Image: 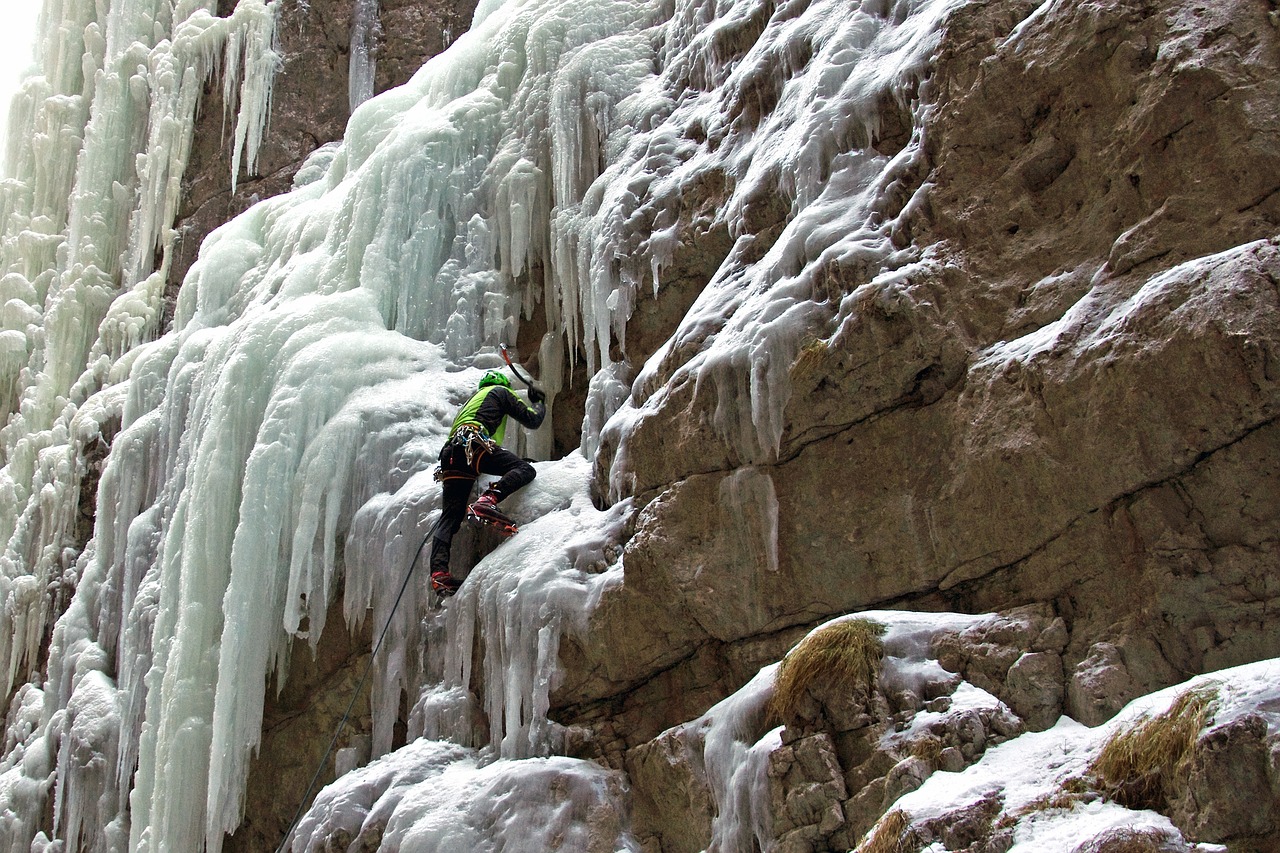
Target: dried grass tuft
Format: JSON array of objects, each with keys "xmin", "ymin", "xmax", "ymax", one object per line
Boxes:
[
  {"xmin": 791, "ymin": 336, "xmax": 830, "ymax": 378},
  {"xmin": 1090, "ymin": 685, "xmax": 1217, "ymax": 811},
  {"xmin": 1072, "ymin": 826, "xmax": 1188, "ymax": 853},
  {"xmin": 855, "ymin": 809, "xmax": 910, "ymax": 853},
  {"xmin": 907, "ymin": 734, "xmax": 944, "ymax": 766},
  {"xmin": 768, "ymin": 618, "xmax": 885, "ymax": 721},
  {"xmin": 1002, "ymin": 786, "xmax": 1088, "ymax": 826}
]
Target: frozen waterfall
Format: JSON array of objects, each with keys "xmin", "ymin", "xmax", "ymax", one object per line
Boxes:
[{"xmin": 0, "ymin": 0, "xmax": 971, "ymax": 848}]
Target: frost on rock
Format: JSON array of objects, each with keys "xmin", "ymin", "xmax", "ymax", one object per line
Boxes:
[
  {"xmin": 629, "ymin": 613, "xmax": 1280, "ymax": 852},
  {"xmin": 577, "ymin": 0, "xmax": 966, "ymax": 488},
  {"xmin": 627, "ymin": 611, "xmax": 1002, "ymax": 852},
  {"xmin": 700, "ymin": 666, "xmax": 782, "ymax": 853},
  {"xmin": 580, "ymin": 358, "xmax": 632, "ymax": 460},
  {"xmin": 876, "ymin": 660, "xmax": 1280, "ymax": 852},
  {"xmin": 718, "ymin": 466, "xmax": 779, "ymax": 575}
]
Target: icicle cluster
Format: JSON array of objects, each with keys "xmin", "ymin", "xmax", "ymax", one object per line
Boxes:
[
  {"xmin": 0, "ymin": 0, "xmax": 282, "ymax": 848},
  {"xmin": 582, "ymin": 0, "xmax": 966, "ymax": 481},
  {"xmin": 349, "ymin": 0, "xmax": 380, "ymax": 112},
  {"xmin": 412, "ymin": 456, "xmax": 630, "ymax": 760},
  {"xmin": 0, "ymin": 0, "xmax": 669, "ymax": 846},
  {"xmin": 0, "ymin": 0, "xmax": 281, "ymax": 721}
]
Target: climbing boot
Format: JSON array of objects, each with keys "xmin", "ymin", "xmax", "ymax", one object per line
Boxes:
[
  {"xmin": 466, "ymin": 490, "xmax": 518, "ymax": 536},
  {"xmin": 431, "ymin": 571, "xmax": 462, "ymax": 597}
]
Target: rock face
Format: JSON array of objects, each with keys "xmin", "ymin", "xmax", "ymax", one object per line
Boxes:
[
  {"xmin": 623, "ymin": 618, "xmax": 1280, "ymax": 853},
  {"xmin": 619, "ymin": 611, "xmax": 1037, "ymax": 852},
  {"xmin": 1171, "ymin": 712, "xmax": 1277, "ymax": 842},
  {"xmin": 557, "ymin": 0, "xmax": 1280, "ymax": 760}
]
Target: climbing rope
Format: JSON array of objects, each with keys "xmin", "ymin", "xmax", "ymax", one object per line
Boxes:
[{"xmin": 275, "ymin": 528, "xmax": 434, "ymax": 852}]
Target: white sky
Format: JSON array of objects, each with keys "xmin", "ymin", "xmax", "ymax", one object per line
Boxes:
[{"xmin": 0, "ymin": 2, "xmax": 43, "ymax": 165}]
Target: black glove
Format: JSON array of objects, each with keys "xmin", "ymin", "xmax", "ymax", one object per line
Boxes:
[{"xmin": 528, "ymin": 386, "xmax": 545, "ymax": 405}]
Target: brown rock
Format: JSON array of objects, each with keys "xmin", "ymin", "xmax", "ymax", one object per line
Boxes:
[
  {"xmin": 1003, "ymin": 651, "xmax": 1064, "ymax": 731},
  {"xmin": 1068, "ymin": 642, "xmax": 1138, "ymax": 726},
  {"xmin": 910, "ymin": 793, "xmax": 1004, "ymax": 853},
  {"xmin": 770, "ymin": 732, "xmax": 848, "ymax": 837},
  {"xmin": 568, "ymin": 0, "xmax": 1280, "ymax": 845},
  {"xmin": 1170, "ymin": 713, "xmax": 1279, "ymax": 844},
  {"xmin": 882, "ymin": 755, "xmax": 932, "ymax": 806},
  {"xmin": 841, "ymin": 776, "xmax": 888, "ymax": 843},
  {"xmin": 572, "ymin": 0, "xmax": 1280, "ymax": 727},
  {"xmin": 624, "ymin": 728, "xmax": 714, "ymax": 853}
]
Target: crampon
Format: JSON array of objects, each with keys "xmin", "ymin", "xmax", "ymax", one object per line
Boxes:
[
  {"xmin": 466, "ymin": 501, "xmax": 518, "ymax": 536},
  {"xmin": 430, "ymin": 571, "xmax": 462, "ymax": 599}
]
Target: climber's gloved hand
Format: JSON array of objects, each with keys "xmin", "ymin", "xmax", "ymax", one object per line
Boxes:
[{"xmin": 527, "ymin": 386, "xmax": 545, "ymax": 405}]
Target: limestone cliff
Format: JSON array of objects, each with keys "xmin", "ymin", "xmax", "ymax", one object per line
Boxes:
[
  {"xmin": 563, "ymin": 0, "xmax": 1280, "ymax": 749},
  {"xmin": 549, "ymin": 0, "xmax": 1280, "ymax": 847}
]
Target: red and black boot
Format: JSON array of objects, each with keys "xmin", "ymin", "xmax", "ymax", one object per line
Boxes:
[
  {"xmin": 466, "ymin": 489, "xmax": 518, "ymax": 536},
  {"xmin": 431, "ymin": 571, "xmax": 462, "ymax": 598}
]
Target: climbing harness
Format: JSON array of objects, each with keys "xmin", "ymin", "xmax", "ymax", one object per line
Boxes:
[
  {"xmin": 436, "ymin": 424, "xmax": 496, "ymax": 474},
  {"xmin": 455, "ymin": 424, "xmax": 496, "ymax": 466},
  {"xmin": 432, "ymin": 424, "xmax": 498, "ymax": 484}
]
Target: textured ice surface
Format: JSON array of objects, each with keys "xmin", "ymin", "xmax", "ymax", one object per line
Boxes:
[
  {"xmin": 289, "ymin": 738, "xmax": 638, "ymax": 852},
  {"xmin": 0, "ymin": 0, "xmax": 665, "ymax": 845}
]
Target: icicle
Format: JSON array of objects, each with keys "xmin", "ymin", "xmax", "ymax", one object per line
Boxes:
[
  {"xmin": 349, "ymin": 0, "xmax": 380, "ymax": 113},
  {"xmin": 581, "ymin": 358, "xmax": 631, "ymax": 459},
  {"xmin": 227, "ymin": 0, "xmax": 282, "ymax": 191}
]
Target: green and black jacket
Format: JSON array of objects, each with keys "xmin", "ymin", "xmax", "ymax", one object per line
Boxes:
[{"xmin": 447, "ymin": 385, "xmax": 545, "ymax": 445}]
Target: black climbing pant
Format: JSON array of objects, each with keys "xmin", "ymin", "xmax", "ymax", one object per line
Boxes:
[{"xmin": 428, "ymin": 439, "xmax": 535, "ymax": 575}]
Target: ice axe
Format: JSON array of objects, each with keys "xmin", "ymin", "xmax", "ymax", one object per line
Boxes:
[{"xmin": 500, "ymin": 344, "xmax": 542, "ymax": 396}]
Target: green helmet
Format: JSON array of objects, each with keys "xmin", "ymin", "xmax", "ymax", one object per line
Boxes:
[{"xmin": 478, "ymin": 369, "xmax": 511, "ymax": 389}]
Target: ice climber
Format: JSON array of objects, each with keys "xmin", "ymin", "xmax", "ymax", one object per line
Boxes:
[{"xmin": 429, "ymin": 368, "xmax": 546, "ymax": 596}]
